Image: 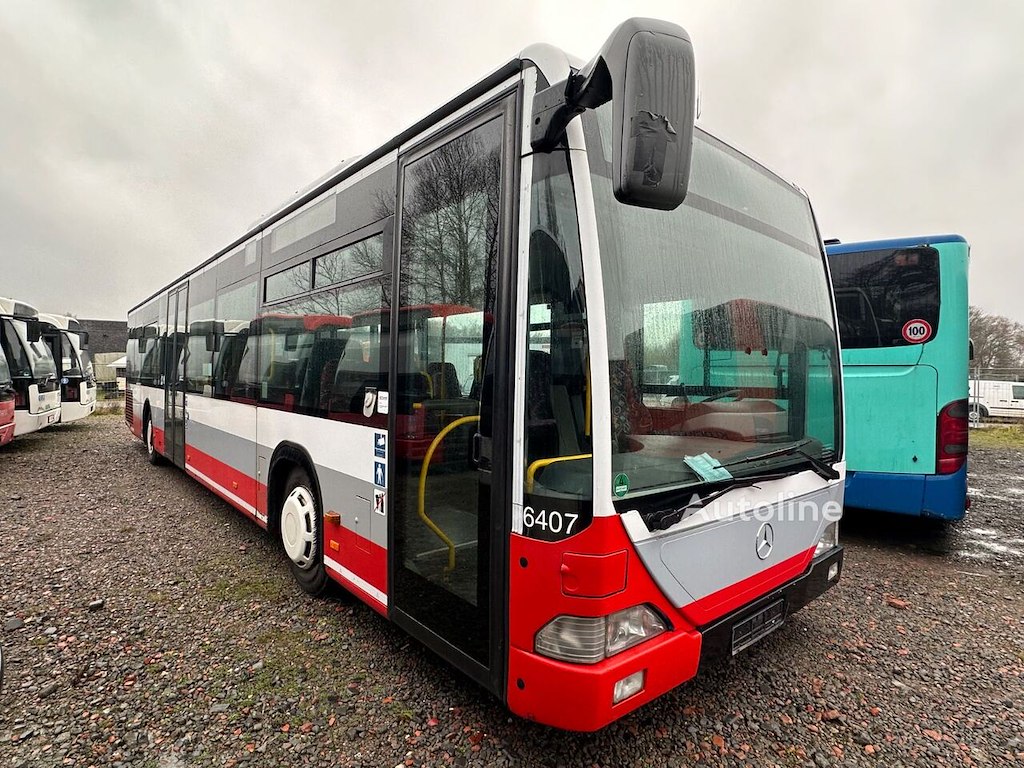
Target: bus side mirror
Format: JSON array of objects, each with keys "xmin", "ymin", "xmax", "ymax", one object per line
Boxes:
[
  {"xmin": 969, "ymin": 338, "xmax": 975, "ymax": 361},
  {"xmin": 25, "ymin": 319, "xmax": 41, "ymax": 343},
  {"xmin": 532, "ymin": 17, "xmax": 696, "ymax": 210},
  {"xmin": 206, "ymin": 333, "xmax": 220, "ymax": 353},
  {"xmin": 79, "ymin": 331, "xmax": 90, "ymax": 349}
]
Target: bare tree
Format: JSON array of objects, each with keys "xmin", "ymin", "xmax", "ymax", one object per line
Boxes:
[
  {"xmin": 969, "ymin": 305, "xmax": 1024, "ymax": 370},
  {"xmin": 399, "ymin": 124, "xmax": 501, "ymax": 310}
]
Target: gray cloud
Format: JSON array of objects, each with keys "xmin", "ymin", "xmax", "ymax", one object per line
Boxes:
[{"xmin": 0, "ymin": 0, "xmax": 1020, "ymax": 323}]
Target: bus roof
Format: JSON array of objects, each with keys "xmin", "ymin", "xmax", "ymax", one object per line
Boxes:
[
  {"xmin": 128, "ymin": 55, "xmax": 526, "ymax": 316},
  {"xmin": 825, "ymin": 234, "xmax": 967, "ymax": 255},
  {"xmin": 0, "ymin": 297, "xmax": 40, "ymax": 318},
  {"xmin": 36, "ymin": 312, "xmax": 85, "ymax": 332}
]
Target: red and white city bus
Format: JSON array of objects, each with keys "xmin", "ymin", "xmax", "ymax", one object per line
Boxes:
[
  {"xmin": 127, "ymin": 18, "xmax": 845, "ymax": 731},
  {"xmin": 38, "ymin": 313, "xmax": 97, "ymax": 424},
  {"xmin": 0, "ymin": 297, "xmax": 60, "ymax": 436}
]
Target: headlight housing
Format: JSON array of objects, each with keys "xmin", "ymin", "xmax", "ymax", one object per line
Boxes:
[
  {"xmin": 814, "ymin": 521, "xmax": 839, "ymax": 557},
  {"xmin": 534, "ymin": 605, "xmax": 667, "ymax": 664}
]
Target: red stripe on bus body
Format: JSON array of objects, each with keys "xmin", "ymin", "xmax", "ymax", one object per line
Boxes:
[
  {"xmin": 676, "ymin": 547, "xmax": 815, "ymax": 627},
  {"xmin": 184, "ymin": 442, "xmax": 263, "ymax": 525},
  {"xmin": 184, "ymin": 441, "xmax": 388, "ymax": 613},
  {"xmin": 1, "ymin": 400, "xmax": 14, "ymax": 446},
  {"xmin": 323, "ymin": 520, "xmax": 388, "ymax": 614}
]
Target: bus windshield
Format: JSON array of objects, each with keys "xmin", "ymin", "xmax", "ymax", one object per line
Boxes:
[
  {"xmin": 584, "ymin": 106, "xmax": 841, "ymax": 498},
  {"xmin": 3, "ymin": 319, "xmax": 57, "ymax": 380}
]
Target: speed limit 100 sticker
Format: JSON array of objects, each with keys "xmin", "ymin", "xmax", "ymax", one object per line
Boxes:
[{"xmin": 902, "ymin": 318, "xmax": 933, "ymax": 344}]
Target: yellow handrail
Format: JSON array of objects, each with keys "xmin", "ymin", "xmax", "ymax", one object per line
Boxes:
[
  {"xmin": 418, "ymin": 415, "xmax": 480, "ymax": 573},
  {"xmin": 525, "ymin": 453, "xmax": 593, "ymax": 494}
]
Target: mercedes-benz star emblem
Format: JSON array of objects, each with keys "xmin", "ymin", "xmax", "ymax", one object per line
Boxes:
[{"xmin": 756, "ymin": 522, "xmax": 774, "ymax": 560}]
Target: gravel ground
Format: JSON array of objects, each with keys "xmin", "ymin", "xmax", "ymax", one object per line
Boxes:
[{"xmin": 1, "ymin": 415, "xmax": 1022, "ymax": 767}]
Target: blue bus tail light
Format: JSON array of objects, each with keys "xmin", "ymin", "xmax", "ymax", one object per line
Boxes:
[{"xmin": 937, "ymin": 399, "xmax": 968, "ymax": 474}]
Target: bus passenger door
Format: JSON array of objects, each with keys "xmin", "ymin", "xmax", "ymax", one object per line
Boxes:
[
  {"xmin": 390, "ymin": 95, "xmax": 517, "ymax": 693},
  {"xmin": 164, "ymin": 284, "xmax": 188, "ymax": 468}
]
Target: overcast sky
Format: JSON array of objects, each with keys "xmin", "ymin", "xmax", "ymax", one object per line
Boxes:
[{"xmin": 1, "ymin": 1, "xmax": 1021, "ymax": 323}]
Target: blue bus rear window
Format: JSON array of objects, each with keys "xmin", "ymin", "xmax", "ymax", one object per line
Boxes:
[{"xmin": 827, "ymin": 246, "xmax": 940, "ymax": 349}]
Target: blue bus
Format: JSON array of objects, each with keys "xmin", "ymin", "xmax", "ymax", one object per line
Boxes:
[{"xmin": 826, "ymin": 235, "xmax": 970, "ymax": 520}]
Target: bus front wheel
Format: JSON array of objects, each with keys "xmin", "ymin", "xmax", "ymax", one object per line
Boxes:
[
  {"xmin": 144, "ymin": 413, "xmax": 163, "ymax": 466},
  {"xmin": 279, "ymin": 467, "xmax": 330, "ymax": 596}
]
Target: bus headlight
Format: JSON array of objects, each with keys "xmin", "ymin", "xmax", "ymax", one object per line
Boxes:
[
  {"xmin": 534, "ymin": 605, "xmax": 667, "ymax": 664},
  {"xmin": 814, "ymin": 521, "xmax": 839, "ymax": 558}
]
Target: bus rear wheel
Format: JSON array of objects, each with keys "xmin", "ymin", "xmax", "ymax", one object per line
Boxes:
[{"xmin": 279, "ymin": 467, "xmax": 330, "ymax": 596}]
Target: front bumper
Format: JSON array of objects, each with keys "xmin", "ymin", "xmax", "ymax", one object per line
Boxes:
[
  {"xmin": 697, "ymin": 546, "xmax": 844, "ymax": 667},
  {"xmin": 508, "ymin": 546, "xmax": 844, "ymax": 731}
]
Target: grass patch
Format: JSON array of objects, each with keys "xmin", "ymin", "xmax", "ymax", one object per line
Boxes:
[
  {"xmin": 203, "ymin": 576, "xmax": 289, "ymax": 603},
  {"xmin": 970, "ymin": 425, "xmax": 1024, "ymax": 450}
]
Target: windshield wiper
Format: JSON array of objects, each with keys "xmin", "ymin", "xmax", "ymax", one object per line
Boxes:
[
  {"xmin": 644, "ymin": 472, "xmax": 788, "ymax": 532},
  {"xmin": 720, "ymin": 438, "xmax": 839, "ymax": 481}
]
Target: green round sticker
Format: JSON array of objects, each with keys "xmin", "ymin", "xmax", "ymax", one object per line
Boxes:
[{"xmin": 613, "ymin": 473, "xmax": 630, "ymax": 497}]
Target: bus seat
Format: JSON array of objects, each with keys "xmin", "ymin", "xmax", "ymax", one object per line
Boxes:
[
  {"xmin": 318, "ymin": 358, "xmax": 340, "ymax": 410},
  {"xmin": 427, "ymin": 361, "xmax": 461, "ymax": 399},
  {"xmin": 609, "ymin": 359, "xmax": 653, "ymax": 445}
]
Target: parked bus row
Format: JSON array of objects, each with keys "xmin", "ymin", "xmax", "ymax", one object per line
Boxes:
[{"xmin": 0, "ymin": 297, "xmax": 97, "ymax": 447}]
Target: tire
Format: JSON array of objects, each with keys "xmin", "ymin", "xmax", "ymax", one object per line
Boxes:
[
  {"xmin": 969, "ymin": 404, "xmax": 987, "ymax": 425},
  {"xmin": 144, "ymin": 412, "xmax": 163, "ymax": 466},
  {"xmin": 278, "ymin": 466, "xmax": 330, "ymax": 596}
]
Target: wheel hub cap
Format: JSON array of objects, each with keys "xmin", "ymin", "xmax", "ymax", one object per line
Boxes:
[{"xmin": 281, "ymin": 486, "xmax": 316, "ymax": 568}]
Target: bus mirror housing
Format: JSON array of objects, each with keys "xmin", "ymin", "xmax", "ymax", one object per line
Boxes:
[
  {"xmin": 25, "ymin": 319, "xmax": 41, "ymax": 343},
  {"xmin": 531, "ymin": 17, "xmax": 696, "ymax": 210},
  {"xmin": 969, "ymin": 338, "xmax": 975, "ymax": 362},
  {"xmin": 78, "ymin": 331, "xmax": 90, "ymax": 349}
]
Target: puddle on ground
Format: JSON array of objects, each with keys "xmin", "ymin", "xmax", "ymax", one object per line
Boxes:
[{"xmin": 842, "ymin": 502, "xmax": 1024, "ymax": 570}]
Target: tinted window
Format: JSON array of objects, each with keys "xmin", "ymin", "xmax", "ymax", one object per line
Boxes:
[
  {"xmin": 214, "ymin": 281, "xmax": 258, "ymax": 401},
  {"xmin": 1, "ymin": 320, "xmax": 30, "ymax": 377},
  {"xmin": 828, "ymin": 246, "xmax": 940, "ymax": 349},
  {"xmin": 60, "ymin": 333, "xmax": 82, "ymax": 376},
  {"xmin": 1013, "ymin": 385, "xmax": 1024, "ymax": 400},
  {"xmin": 185, "ymin": 297, "xmax": 216, "ymax": 396},
  {"xmin": 314, "ymin": 234, "xmax": 385, "ymax": 288},
  {"xmin": 138, "ymin": 326, "xmax": 163, "ymax": 386},
  {"xmin": 256, "ymin": 277, "xmax": 390, "ymax": 420},
  {"xmin": 265, "ymin": 262, "xmax": 311, "ymax": 303}
]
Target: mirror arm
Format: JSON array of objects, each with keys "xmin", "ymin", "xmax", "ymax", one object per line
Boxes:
[
  {"xmin": 530, "ymin": 61, "xmax": 614, "ymax": 153},
  {"xmin": 530, "ymin": 77, "xmax": 580, "ymax": 153}
]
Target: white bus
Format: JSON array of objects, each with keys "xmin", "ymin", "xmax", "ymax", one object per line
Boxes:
[
  {"xmin": 969, "ymin": 378, "xmax": 1024, "ymax": 421},
  {"xmin": 0, "ymin": 297, "xmax": 60, "ymax": 435},
  {"xmin": 38, "ymin": 313, "xmax": 97, "ymax": 424},
  {"xmin": 126, "ymin": 18, "xmax": 845, "ymax": 731}
]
